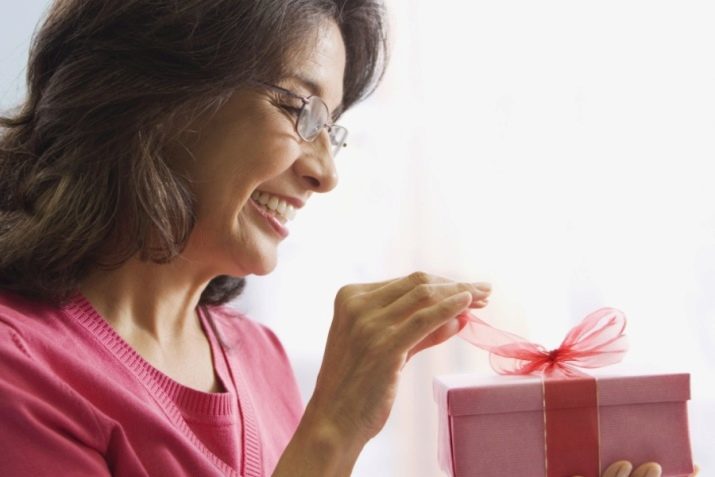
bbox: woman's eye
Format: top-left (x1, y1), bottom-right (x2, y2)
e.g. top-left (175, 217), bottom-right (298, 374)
top-left (278, 103), bottom-right (302, 116)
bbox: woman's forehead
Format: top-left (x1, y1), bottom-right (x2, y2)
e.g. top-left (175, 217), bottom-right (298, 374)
top-left (283, 21), bottom-right (345, 111)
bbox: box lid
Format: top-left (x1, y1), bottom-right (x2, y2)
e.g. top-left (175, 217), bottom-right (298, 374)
top-left (434, 372), bottom-right (690, 417)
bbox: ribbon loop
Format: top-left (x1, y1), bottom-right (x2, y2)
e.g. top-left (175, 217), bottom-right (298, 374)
top-left (459, 307), bottom-right (628, 378)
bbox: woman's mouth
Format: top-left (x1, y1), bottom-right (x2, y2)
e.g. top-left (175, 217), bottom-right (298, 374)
top-left (250, 191), bottom-right (297, 223)
top-left (248, 190), bottom-right (296, 239)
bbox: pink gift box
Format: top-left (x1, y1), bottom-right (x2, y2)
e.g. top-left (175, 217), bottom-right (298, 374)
top-left (434, 373), bottom-right (694, 477)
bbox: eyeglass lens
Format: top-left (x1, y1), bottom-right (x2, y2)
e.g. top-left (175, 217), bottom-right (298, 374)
top-left (297, 97), bottom-right (328, 141)
top-left (298, 97), bottom-right (348, 156)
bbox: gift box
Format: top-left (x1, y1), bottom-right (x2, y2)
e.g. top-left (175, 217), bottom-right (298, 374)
top-left (434, 372), bottom-right (694, 476)
top-left (434, 308), bottom-right (695, 477)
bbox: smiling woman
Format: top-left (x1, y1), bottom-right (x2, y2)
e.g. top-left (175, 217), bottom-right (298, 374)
top-left (0, 0), bottom-right (376, 306)
top-left (0, 0), bottom-right (489, 474)
top-left (0, 1), bottom-right (414, 475)
top-left (0, 1), bottom-right (690, 477)
top-left (171, 56), bottom-right (346, 279)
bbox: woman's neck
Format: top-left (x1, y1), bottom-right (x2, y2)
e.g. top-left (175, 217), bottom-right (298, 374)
top-left (78, 256), bottom-right (211, 344)
top-left (79, 256), bottom-right (226, 392)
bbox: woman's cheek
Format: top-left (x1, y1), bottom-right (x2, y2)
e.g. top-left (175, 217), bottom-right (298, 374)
top-left (257, 140), bottom-right (302, 177)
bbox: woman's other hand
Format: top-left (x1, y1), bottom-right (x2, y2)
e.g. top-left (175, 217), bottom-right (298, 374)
top-left (573, 460), bottom-right (699, 477)
top-left (282, 272), bottom-right (490, 474)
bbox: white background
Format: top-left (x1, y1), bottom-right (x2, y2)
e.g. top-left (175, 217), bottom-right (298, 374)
top-left (3, 1), bottom-right (714, 475)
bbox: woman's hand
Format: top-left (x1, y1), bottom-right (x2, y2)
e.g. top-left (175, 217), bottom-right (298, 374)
top-left (573, 460), bottom-right (699, 477)
top-left (312, 272), bottom-right (490, 441)
top-left (275, 272), bottom-right (490, 476)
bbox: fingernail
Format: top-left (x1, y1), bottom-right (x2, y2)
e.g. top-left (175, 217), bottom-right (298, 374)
top-left (616, 462), bottom-right (633, 477)
top-left (475, 282), bottom-right (491, 292)
top-left (645, 464), bottom-right (662, 477)
top-left (455, 314), bottom-right (469, 330)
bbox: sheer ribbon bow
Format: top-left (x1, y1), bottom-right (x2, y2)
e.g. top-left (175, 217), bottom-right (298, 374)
top-left (459, 307), bottom-right (628, 378)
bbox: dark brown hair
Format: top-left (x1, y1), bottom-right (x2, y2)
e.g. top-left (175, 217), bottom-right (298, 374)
top-left (0, 0), bottom-right (387, 305)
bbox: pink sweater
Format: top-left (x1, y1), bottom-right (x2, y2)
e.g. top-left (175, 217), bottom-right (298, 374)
top-left (0, 290), bottom-right (303, 476)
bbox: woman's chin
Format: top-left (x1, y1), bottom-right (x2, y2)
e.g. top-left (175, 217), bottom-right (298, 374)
top-left (243, 251), bottom-right (279, 276)
top-left (250, 263), bottom-right (277, 276)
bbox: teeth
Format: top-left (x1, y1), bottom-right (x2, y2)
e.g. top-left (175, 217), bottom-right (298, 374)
top-left (267, 196), bottom-right (279, 210)
top-left (250, 190), bottom-right (297, 222)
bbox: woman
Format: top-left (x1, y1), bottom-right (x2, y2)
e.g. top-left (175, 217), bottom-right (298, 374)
top-left (0, 1), bottom-right (692, 476)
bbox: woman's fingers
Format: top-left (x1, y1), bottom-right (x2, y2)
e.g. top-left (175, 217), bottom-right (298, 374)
top-left (336, 272), bottom-right (446, 303)
top-left (394, 290), bottom-right (473, 351)
top-left (598, 460), bottom-right (633, 477)
top-left (361, 271), bottom-right (490, 309)
top-left (380, 281), bottom-right (490, 322)
top-left (631, 462), bottom-right (662, 477)
top-left (407, 312), bottom-right (469, 359)
top-left (578, 461), bottom-right (697, 477)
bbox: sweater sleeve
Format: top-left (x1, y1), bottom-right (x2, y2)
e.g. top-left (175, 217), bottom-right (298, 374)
top-left (0, 323), bottom-right (111, 476)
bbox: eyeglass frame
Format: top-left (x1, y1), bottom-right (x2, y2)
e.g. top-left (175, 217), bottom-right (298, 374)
top-left (253, 82), bottom-right (348, 157)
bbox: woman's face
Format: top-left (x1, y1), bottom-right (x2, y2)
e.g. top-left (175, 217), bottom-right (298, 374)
top-left (179, 21), bottom-right (346, 277)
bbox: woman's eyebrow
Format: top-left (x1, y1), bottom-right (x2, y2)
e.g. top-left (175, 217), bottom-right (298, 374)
top-left (286, 74), bottom-right (344, 120)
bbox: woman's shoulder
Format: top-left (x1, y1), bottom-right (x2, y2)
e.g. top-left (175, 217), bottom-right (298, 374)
top-left (0, 290), bottom-right (109, 391)
top-left (0, 290), bottom-right (109, 450)
top-left (0, 289), bottom-right (129, 393)
top-left (0, 288), bottom-right (58, 317)
top-left (0, 290), bottom-right (71, 348)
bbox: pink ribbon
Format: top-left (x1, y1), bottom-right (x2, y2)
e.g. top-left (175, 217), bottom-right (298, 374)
top-left (459, 307), bottom-right (629, 378)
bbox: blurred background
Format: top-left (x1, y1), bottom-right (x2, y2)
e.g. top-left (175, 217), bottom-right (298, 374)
top-left (3, 1), bottom-right (714, 475)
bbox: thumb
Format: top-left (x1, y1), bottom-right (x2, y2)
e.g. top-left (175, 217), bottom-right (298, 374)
top-left (456, 311), bottom-right (470, 330)
top-left (407, 316), bottom-right (463, 360)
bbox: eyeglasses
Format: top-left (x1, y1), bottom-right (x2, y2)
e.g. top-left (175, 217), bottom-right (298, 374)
top-left (258, 83), bottom-right (348, 157)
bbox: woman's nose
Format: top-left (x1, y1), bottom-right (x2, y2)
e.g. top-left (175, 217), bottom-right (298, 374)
top-left (295, 131), bottom-right (338, 192)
